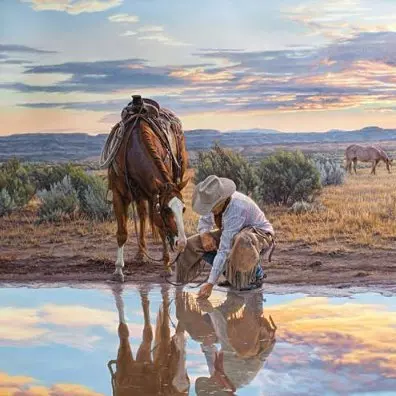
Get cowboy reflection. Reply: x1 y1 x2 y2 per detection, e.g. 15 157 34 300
175 291 277 395
108 285 190 396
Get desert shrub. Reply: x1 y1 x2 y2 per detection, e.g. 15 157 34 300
0 158 35 211
257 150 321 205
27 163 95 198
289 200 326 214
27 164 70 192
312 155 345 186
195 143 258 196
37 176 79 223
0 189 16 217
80 176 113 221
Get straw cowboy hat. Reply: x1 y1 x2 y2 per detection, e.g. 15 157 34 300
192 175 236 215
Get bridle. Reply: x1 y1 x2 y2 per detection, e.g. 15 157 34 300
152 182 185 252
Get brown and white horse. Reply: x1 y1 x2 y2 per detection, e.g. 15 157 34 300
107 117 189 282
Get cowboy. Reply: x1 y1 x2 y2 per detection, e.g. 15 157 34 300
176 175 275 299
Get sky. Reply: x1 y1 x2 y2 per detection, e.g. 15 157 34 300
0 0 395 135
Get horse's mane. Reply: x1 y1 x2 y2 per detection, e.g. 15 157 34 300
139 121 173 184
375 146 389 160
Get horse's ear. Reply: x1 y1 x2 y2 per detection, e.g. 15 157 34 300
178 177 190 191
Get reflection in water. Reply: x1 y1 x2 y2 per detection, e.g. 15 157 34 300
108 286 276 395
176 291 277 395
1 287 395 394
108 285 190 396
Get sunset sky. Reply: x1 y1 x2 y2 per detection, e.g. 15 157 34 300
1 0 395 135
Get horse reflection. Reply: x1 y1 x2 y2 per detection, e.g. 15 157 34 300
108 285 190 395
175 291 277 395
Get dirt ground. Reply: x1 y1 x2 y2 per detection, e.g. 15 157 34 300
1 234 395 290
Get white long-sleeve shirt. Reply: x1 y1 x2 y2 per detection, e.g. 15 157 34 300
197 191 274 284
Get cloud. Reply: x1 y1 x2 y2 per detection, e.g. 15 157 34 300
266 297 396 379
108 13 139 23
0 304 118 350
0 372 104 396
1 58 185 93
0 44 55 68
20 0 123 15
120 30 137 37
0 44 56 55
138 25 164 33
19 99 127 111
283 0 396 39
3 32 395 116
0 59 34 65
138 32 190 47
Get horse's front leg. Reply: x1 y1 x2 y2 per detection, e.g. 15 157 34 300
136 289 153 363
159 228 172 277
112 189 130 282
371 160 379 175
134 199 149 263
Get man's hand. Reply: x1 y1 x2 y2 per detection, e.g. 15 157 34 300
198 283 214 299
200 233 217 252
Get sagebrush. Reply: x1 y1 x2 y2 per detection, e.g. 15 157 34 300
257 150 321 205
312 155 345 186
37 176 79 223
194 143 258 196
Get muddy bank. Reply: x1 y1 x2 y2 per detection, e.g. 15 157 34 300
1 240 395 290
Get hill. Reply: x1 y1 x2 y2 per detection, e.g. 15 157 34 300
0 126 395 162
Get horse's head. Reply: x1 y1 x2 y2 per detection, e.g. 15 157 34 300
154 178 190 252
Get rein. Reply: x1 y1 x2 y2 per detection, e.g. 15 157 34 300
165 260 209 287
129 198 182 266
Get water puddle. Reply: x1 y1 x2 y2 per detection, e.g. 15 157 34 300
0 284 395 395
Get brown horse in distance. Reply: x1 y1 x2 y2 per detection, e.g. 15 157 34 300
108 108 189 282
345 144 392 175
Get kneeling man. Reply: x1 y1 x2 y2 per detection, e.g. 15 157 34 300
176 175 275 299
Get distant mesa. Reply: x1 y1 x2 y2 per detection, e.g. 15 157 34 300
0 126 395 162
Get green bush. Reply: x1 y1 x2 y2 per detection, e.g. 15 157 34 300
195 143 258 196
0 189 16 217
80 176 113 221
27 164 69 192
27 163 94 196
0 158 35 212
37 176 79 223
257 150 321 205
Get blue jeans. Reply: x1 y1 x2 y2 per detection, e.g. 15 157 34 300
202 251 264 281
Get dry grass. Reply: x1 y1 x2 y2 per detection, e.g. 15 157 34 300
270 169 396 250
1 168 396 255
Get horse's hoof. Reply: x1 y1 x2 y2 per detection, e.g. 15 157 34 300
111 272 125 283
